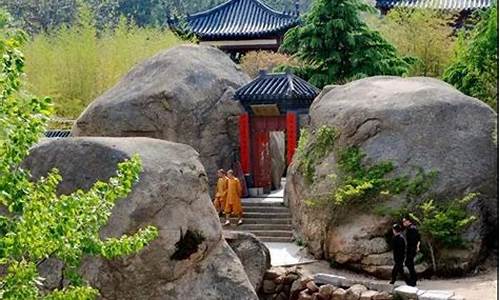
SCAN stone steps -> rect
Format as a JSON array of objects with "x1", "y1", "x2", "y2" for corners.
[
  {"x1": 237, "y1": 224, "x2": 292, "y2": 231},
  {"x1": 243, "y1": 206, "x2": 290, "y2": 213},
  {"x1": 243, "y1": 212, "x2": 291, "y2": 219},
  {"x1": 222, "y1": 196, "x2": 293, "y2": 243},
  {"x1": 221, "y1": 217, "x2": 292, "y2": 224}
]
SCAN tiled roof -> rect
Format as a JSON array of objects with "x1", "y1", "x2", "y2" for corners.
[
  {"x1": 44, "y1": 130, "x2": 71, "y2": 138},
  {"x1": 234, "y1": 71, "x2": 319, "y2": 112},
  {"x1": 376, "y1": 0, "x2": 492, "y2": 9},
  {"x1": 181, "y1": 0, "x2": 300, "y2": 39}
]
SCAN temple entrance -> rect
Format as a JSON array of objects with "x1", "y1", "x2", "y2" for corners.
[
  {"x1": 234, "y1": 71, "x2": 319, "y2": 194},
  {"x1": 239, "y1": 112, "x2": 299, "y2": 194}
]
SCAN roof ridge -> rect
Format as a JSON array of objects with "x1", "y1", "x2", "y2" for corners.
[{"x1": 188, "y1": 0, "x2": 297, "y2": 19}]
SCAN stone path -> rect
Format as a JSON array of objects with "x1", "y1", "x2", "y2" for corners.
[
  {"x1": 264, "y1": 242, "x2": 316, "y2": 267},
  {"x1": 223, "y1": 180, "x2": 292, "y2": 243},
  {"x1": 223, "y1": 178, "x2": 316, "y2": 266}
]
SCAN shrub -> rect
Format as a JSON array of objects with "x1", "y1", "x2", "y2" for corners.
[
  {"x1": 367, "y1": 8, "x2": 456, "y2": 77},
  {"x1": 22, "y1": 8, "x2": 182, "y2": 119},
  {"x1": 412, "y1": 193, "x2": 478, "y2": 248},
  {"x1": 240, "y1": 50, "x2": 301, "y2": 78}
]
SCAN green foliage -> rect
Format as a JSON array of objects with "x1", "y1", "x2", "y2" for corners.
[
  {"x1": 279, "y1": 0, "x2": 412, "y2": 88},
  {"x1": 0, "y1": 0, "x2": 78, "y2": 34},
  {"x1": 296, "y1": 126, "x2": 436, "y2": 207},
  {"x1": 22, "y1": 8, "x2": 182, "y2": 118},
  {"x1": 0, "y1": 22, "x2": 157, "y2": 299},
  {"x1": 366, "y1": 8, "x2": 456, "y2": 77},
  {"x1": 295, "y1": 126, "x2": 337, "y2": 184},
  {"x1": 1, "y1": 0, "x2": 312, "y2": 34},
  {"x1": 412, "y1": 193, "x2": 478, "y2": 248},
  {"x1": 443, "y1": 5, "x2": 498, "y2": 110},
  {"x1": 333, "y1": 148, "x2": 438, "y2": 205}
]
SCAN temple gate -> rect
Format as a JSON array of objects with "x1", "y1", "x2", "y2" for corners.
[{"x1": 234, "y1": 71, "x2": 319, "y2": 192}]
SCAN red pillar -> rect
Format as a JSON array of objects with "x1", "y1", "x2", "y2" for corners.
[
  {"x1": 239, "y1": 113, "x2": 251, "y2": 174},
  {"x1": 286, "y1": 112, "x2": 298, "y2": 165}
]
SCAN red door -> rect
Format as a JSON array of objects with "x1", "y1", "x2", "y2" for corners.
[{"x1": 252, "y1": 131, "x2": 272, "y2": 191}]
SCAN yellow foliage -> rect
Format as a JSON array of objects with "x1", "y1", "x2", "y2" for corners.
[
  {"x1": 23, "y1": 17, "x2": 183, "y2": 119},
  {"x1": 367, "y1": 8, "x2": 456, "y2": 77},
  {"x1": 239, "y1": 50, "x2": 301, "y2": 78}
]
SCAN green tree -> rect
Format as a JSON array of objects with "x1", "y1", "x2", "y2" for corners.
[
  {"x1": 279, "y1": 0, "x2": 412, "y2": 88},
  {"x1": 0, "y1": 15, "x2": 158, "y2": 299},
  {"x1": 443, "y1": 6, "x2": 498, "y2": 110},
  {"x1": 367, "y1": 8, "x2": 456, "y2": 77},
  {"x1": 0, "y1": 0, "x2": 78, "y2": 34}
]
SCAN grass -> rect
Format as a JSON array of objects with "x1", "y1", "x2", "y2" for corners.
[{"x1": 23, "y1": 16, "x2": 183, "y2": 120}]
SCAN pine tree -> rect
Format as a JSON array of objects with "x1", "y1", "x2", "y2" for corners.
[{"x1": 279, "y1": 0, "x2": 412, "y2": 88}]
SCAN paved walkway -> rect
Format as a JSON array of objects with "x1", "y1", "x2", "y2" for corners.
[{"x1": 264, "y1": 242, "x2": 316, "y2": 267}]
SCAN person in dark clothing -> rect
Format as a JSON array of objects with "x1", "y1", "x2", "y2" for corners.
[
  {"x1": 403, "y1": 216, "x2": 421, "y2": 286},
  {"x1": 390, "y1": 223, "x2": 407, "y2": 284}
]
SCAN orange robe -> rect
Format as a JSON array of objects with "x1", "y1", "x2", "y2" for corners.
[
  {"x1": 224, "y1": 177, "x2": 242, "y2": 217},
  {"x1": 213, "y1": 176, "x2": 228, "y2": 212}
]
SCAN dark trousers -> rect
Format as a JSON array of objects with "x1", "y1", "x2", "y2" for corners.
[
  {"x1": 405, "y1": 251, "x2": 417, "y2": 286},
  {"x1": 391, "y1": 259, "x2": 406, "y2": 283}
]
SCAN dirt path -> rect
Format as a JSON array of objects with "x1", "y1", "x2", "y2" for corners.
[{"x1": 292, "y1": 260, "x2": 497, "y2": 300}]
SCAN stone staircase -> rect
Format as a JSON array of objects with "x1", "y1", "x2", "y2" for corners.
[{"x1": 223, "y1": 198, "x2": 293, "y2": 243}]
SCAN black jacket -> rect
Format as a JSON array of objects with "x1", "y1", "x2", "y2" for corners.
[
  {"x1": 392, "y1": 234, "x2": 406, "y2": 263},
  {"x1": 406, "y1": 225, "x2": 421, "y2": 255}
]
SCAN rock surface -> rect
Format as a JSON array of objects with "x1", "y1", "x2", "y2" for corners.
[
  {"x1": 71, "y1": 45, "x2": 250, "y2": 189},
  {"x1": 286, "y1": 76, "x2": 498, "y2": 276},
  {"x1": 25, "y1": 137, "x2": 257, "y2": 300},
  {"x1": 270, "y1": 131, "x2": 286, "y2": 190},
  {"x1": 224, "y1": 231, "x2": 271, "y2": 291}
]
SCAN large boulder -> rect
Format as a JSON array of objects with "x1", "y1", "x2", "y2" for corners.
[
  {"x1": 270, "y1": 131, "x2": 286, "y2": 190},
  {"x1": 71, "y1": 45, "x2": 250, "y2": 189},
  {"x1": 224, "y1": 231, "x2": 271, "y2": 291},
  {"x1": 24, "y1": 137, "x2": 258, "y2": 300},
  {"x1": 286, "y1": 76, "x2": 497, "y2": 276}
]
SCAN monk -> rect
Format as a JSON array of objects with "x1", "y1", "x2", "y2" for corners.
[
  {"x1": 224, "y1": 169, "x2": 243, "y2": 226},
  {"x1": 213, "y1": 169, "x2": 228, "y2": 216}
]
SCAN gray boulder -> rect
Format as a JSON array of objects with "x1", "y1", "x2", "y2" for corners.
[
  {"x1": 71, "y1": 45, "x2": 250, "y2": 189},
  {"x1": 224, "y1": 231, "x2": 271, "y2": 291},
  {"x1": 270, "y1": 131, "x2": 286, "y2": 190},
  {"x1": 24, "y1": 137, "x2": 257, "y2": 300},
  {"x1": 286, "y1": 76, "x2": 497, "y2": 275}
]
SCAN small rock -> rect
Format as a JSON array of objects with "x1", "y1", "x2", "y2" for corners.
[
  {"x1": 263, "y1": 280, "x2": 276, "y2": 294},
  {"x1": 263, "y1": 294, "x2": 274, "y2": 300},
  {"x1": 315, "y1": 274, "x2": 348, "y2": 287},
  {"x1": 301, "y1": 276, "x2": 315, "y2": 285},
  {"x1": 276, "y1": 291, "x2": 288, "y2": 300},
  {"x1": 419, "y1": 290, "x2": 455, "y2": 300},
  {"x1": 319, "y1": 284, "x2": 337, "y2": 297},
  {"x1": 274, "y1": 276, "x2": 286, "y2": 284},
  {"x1": 394, "y1": 285, "x2": 419, "y2": 300},
  {"x1": 299, "y1": 290, "x2": 313, "y2": 300},
  {"x1": 372, "y1": 291, "x2": 393, "y2": 300},
  {"x1": 307, "y1": 281, "x2": 320, "y2": 293},
  {"x1": 291, "y1": 279, "x2": 308, "y2": 300},
  {"x1": 360, "y1": 290, "x2": 379, "y2": 300},
  {"x1": 346, "y1": 284, "x2": 368, "y2": 300},
  {"x1": 265, "y1": 268, "x2": 286, "y2": 280},
  {"x1": 285, "y1": 273, "x2": 301, "y2": 284},
  {"x1": 313, "y1": 292, "x2": 330, "y2": 300},
  {"x1": 332, "y1": 288, "x2": 347, "y2": 300}
]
